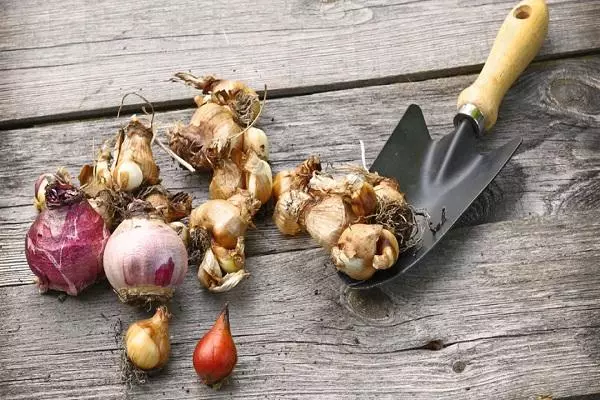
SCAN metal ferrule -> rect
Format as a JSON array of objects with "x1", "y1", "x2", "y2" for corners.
[{"x1": 454, "y1": 104, "x2": 485, "y2": 136}]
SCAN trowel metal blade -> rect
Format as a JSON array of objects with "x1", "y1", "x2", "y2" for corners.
[{"x1": 339, "y1": 104, "x2": 522, "y2": 289}]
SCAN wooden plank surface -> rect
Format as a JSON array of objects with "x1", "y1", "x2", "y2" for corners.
[
  {"x1": 1, "y1": 5, "x2": 599, "y2": 394},
  {"x1": 1, "y1": 210, "x2": 599, "y2": 399},
  {"x1": 2, "y1": 56, "x2": 598, "y2": 287},
  {"x1": 1, "y1": 0, "x2": 599, "y2": 124}
]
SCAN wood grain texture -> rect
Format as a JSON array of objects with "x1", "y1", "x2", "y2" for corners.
[
  {"x1": 1, "y1": 0, "x2": 599, "y2": 123},
  {"x1": 1, "y1": 210, "x2": 599, "y2": 399},
  {"x1": 1, "y1": 56, "x2": 598, "y2": 287}
]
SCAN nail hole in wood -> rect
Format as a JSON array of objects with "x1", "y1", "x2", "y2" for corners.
[
  {"x1": 514, "y1": 5, "x2": 531, "y2": 19},
  {"x1": 452, "y1": 360, "x2": 467, "y2": 373}
]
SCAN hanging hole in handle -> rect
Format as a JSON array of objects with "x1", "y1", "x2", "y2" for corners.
[{"x1": 514, "y1": 5, "x2": 531, "y2": 19}]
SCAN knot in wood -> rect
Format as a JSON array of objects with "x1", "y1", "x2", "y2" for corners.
[
  {"x1": 548, "y1": 78, "x2": 600, "y2": 118},
  {"x1": 342, "y1": 287, "x2": 395, "y2": 323}
]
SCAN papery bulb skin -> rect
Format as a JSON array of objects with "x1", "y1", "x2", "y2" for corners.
[
  {"x1": 193, "y1": 305, "x2": 238, "y2": 387},
  {"x1": 331, "y1": 224, "x2": 400, "y2": 281},
  {"x1": 115, "y1": 161, "x2": 144, "y2": 192},
  {"x1": 25, "y1": 182, "x2": 110, "y2": 295},
  {"x1": 103, "y1": 213, "x2": 188, "y2": 305},
  {"x1": 243, "y1": 127, "x2": 269, "y2": 160},
  {"x1": 304, "y1": 195, "x2": 354, "y2": 249},
  {"x1": 125, "y1": 306, "x2": 171, "y2": 370},
  {"x1": 272, "y1": 170, "x2": 293, "y2": 202},
  {"x1": 273, "y1": 190, "x2": 313, "y2": 236}
]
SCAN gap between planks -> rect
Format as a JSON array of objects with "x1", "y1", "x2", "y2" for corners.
[{"x1": 0, "y1": 50, "x2": 598, "y2": 132}]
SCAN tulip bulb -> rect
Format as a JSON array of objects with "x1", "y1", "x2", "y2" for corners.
[
  {"x1": 125, "y1": 306, "x2": 171, "y2": 370},
  {"x1": 193, "y1": 304, "x2": 238, "y2": 387}
]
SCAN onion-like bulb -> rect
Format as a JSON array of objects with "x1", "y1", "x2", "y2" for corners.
[
  {"x1": 272, "y1": 170, "x2": 293, "y2": 202},
  {"x1": 243, "y1": 127, "x2": 269, "y2": 161},
  {"x1": 112, "y1": 117, "x2": 160, "y2": 192},
  {"x1": 273, "y1": 190, "x2": 313, "y2": 236},
  {"x1": 193, "y1": 304, "x2": 238, "y2": 387},
  {"x1": 143, "y1": 188, "x2": 192, "y2": 223},
  {"x1": 272, "y1": 156, "x2": 322, "y2": 202},
  {"x1": 191, "y1": 194, "x2": 257, "y2": 293},
  {"x1": 374, "y1": 178, "x2": 406, "y2": 205},
  {"x1": 103, "y1": 201, "x2": 188, "y2": 305},
  {"x1": 114, "y1": 161, "x2": 143, "y2": 191},
  {"x1": 197, "y1": 248, "x2": 250, "y2": 293},
  {"x1": 125, "y1": 306, "x2": 171, "y2": 370},
  {"x1": 209, "y1": 160, "x2": 243, "y2": 200},
  {"x1": 226, "y1": 190, "x2": 261, "y2": 221},
  {"x1": 169, "y1": 102, "x2": 243, "y2": 171},
  {"x1": 304, "y1": 195, "x2": 355, "y2": 249},
  {"x1": 331, "y1": 224, "x2": 399, "y2": 281},
  {"x1": 189, "y1": 200, "x2": 249, "y2": 249},
  {"x1": 174, "y1": 73, "x2": 261, "y2": 126},
  {"x1": 244, "y1": 152, "x2": 273, "y2": 205},
  {"x1": 169, "y1": 221, "x2": 190, "y2": 248},
  {"x1": 26, "y1": 173, "x2": 110, "y2": 295},
  {"x1": 347, "y1": 176, "x2": 378, "y2": 219}
]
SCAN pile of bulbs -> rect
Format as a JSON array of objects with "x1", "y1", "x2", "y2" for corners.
[
  {"x1": 24, "y1": 74, "x2": 417, "y2": 388},
  {"x1": 273, "y1": 157, "x2": 417, "y2": 281}
]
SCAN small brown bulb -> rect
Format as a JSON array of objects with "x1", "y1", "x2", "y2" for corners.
[{"x1": 125, "y1": 307, "x2": 171, "y2": 370}]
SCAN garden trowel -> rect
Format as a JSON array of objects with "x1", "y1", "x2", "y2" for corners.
[{"x1": 344, "y1": 0, "x2": 549, "y2": 288}]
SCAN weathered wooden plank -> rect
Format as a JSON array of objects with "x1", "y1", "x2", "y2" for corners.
[
  {"x1": 1, "y1": 56, "x2": 598, "y2": 286},
  {"x1": 2, "y1": 56, "x2": 598, "y2": 212},
  {"x1": 1, "y1": 0, "x2": 599, "y2": 123},
  {"x1": 1, "y1": 211, "x2": 599, "y2": 399}
]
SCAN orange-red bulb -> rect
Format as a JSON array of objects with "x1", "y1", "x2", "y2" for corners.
[{"x1": 193, "y1": 304, "x2": 237, "y2": 387}]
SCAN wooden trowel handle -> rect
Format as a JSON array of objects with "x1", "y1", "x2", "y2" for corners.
[{"x1": 457, "y1": 0, "x2": 548, "y2": 133}]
